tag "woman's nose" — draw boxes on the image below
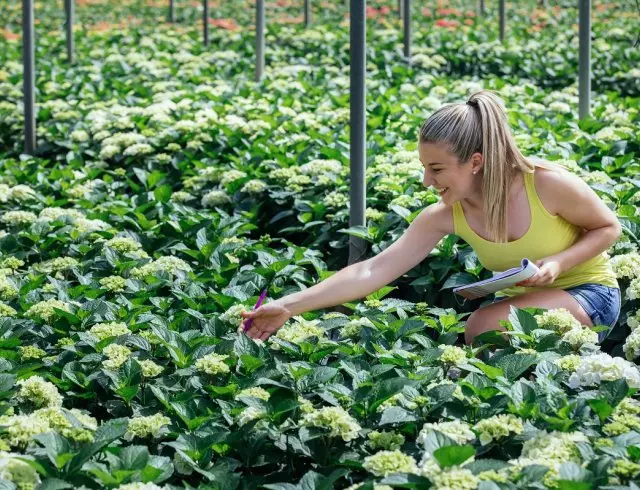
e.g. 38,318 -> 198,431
422,170 -> 434,188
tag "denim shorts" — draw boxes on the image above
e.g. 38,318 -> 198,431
492,283 -> 621,343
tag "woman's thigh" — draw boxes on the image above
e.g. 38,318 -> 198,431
465,289 -> 592,344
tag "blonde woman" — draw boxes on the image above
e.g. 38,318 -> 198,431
240,90 -> 621,345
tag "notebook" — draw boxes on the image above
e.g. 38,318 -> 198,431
453,258 -> 539,300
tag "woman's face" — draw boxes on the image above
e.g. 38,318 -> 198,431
418,142 -> 482,205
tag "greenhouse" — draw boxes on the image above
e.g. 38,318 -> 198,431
0,0 -> 639,488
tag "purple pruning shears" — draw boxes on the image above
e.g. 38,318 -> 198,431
242,288 -> 268,333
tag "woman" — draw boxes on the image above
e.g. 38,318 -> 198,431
239,90 -> 621,345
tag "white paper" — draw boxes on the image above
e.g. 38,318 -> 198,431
453,258 -> 539,300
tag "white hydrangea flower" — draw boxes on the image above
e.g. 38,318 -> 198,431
627,310 -> 640,331
342,317 -> 375,338
535,308 -> 583,334
627,277 -> 640,300
15,376 -> 62,408
429,467 -> 480,490
554,354 -> 582,372
474,414 -> 524,445
0,451 -> 41,489
439,345 -> 467,366
1,211 -> 37,226
274,317 -> 325,344
623,328 -> 640,361
363,450 -> 418,477
561,327 -> 598,349
241,179 -> 267,194
610,253 -> 640,280
70,129 -> 89,142
418,420 -> 475,446
568,353 -> 640,388
201,190 -> 231,207
236,387 -> 270,401
219,304 -> 247,327
301,406 -> 361,441
130,256 -> 192,279
195,353 -> 230,375
300,159 -> 342,176
219,170 -> 247,186
89,322 -> 130,341
8,185 -> 36,201
101,344 -> 132,370
125,413 -> 170,440
25,299 -> 71,322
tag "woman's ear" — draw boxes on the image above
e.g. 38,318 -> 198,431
471,152 -> 483,174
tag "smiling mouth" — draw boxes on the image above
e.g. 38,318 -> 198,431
435,187 -> 449,196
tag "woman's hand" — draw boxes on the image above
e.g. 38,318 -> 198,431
237,302 -> 293,341
516,258 -> 563,287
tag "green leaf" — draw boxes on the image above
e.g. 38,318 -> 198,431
378,407 -> 418,426
433,445 -> 476,468
508,307 -> 538,334
495,353 -> 538,380
587,399 -> 613,423
379,474 -> 433,488
120,445 -> 150,470
153,184 -> 172,203
599,379 -> 629,407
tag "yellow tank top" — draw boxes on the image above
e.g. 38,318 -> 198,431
452,170 -> 618,297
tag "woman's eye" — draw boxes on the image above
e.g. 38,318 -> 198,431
432,168 -> 441,173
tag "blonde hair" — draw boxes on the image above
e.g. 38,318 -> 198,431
419,90 -> 535,243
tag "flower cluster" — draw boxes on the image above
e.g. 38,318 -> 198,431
362,450 -> 418,477
367,430 -> 405,451
99,275 -> 127,292
125,413 -> 171,440
0,452 -> 41,490
25,299 -> 72,322
236,387 -> 270,401
419,420 -> 475,446
300,406 -> 361,441
567,353 -> 640,388
439,345 -> 468,366
535,308 -> 584,333
15,376 -> 62,408
195,353 -> 230,375
89,322 -> 130,341
561,327 -> 599,349
473,414 -> 524,445
274,317 -> 325,344
138,359 -> 163,378
101,344 -> 132,370
610,252 -> 640,279
130,256 -> 192,279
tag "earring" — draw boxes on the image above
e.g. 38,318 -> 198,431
473,171 -> 477,175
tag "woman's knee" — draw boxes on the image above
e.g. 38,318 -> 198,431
465,308 -> 503,344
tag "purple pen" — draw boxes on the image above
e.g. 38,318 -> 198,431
243,288 -> 268,333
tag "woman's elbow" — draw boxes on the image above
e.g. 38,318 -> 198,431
609,220 -> 623,244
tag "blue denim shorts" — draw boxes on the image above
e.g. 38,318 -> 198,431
491,283 -> 621,343
564,283 -> 621,342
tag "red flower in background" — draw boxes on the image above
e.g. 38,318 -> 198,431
435,19 -> 459,28
422,8 -> 432,17
208,18 -> 239,30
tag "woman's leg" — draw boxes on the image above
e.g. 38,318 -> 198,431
464,289 -> 592,345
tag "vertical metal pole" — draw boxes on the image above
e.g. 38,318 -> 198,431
256,0 -> 265,81
499,0 -> 505,42
403,0 -> 411,60
479,0 -> 485,16
348,0 -> 367,265
579,0 -> 591,119
64,0 -> 74,63
23,0 -> 35,155
168,0 -> 175,22
203,0 -> 209,46
304,0 -> 311,26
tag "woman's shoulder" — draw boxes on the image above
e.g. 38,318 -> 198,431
530,160 -> 588,215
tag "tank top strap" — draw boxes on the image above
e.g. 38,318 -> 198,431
452,201 -> 470,237
523,170 -> 557,221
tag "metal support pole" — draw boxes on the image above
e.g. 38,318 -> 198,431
64,0 -> 74,63
168,0 -> 175,22
479,0 -> 485,16
348,0 -> 367,265
203,0 -> 209,46
304,0 -> 311,26
499,0 -> 505,42
256,0 -> 265,81
403,0 -> 411,60
579,0 -> 591,119
23,0 -> 35,155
